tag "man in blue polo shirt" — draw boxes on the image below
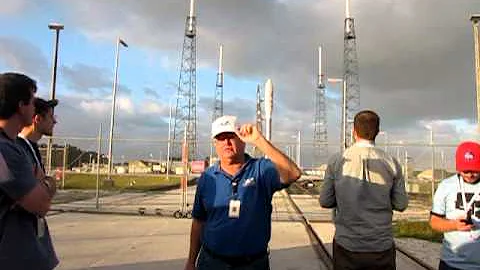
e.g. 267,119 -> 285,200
184,115 -> 302,270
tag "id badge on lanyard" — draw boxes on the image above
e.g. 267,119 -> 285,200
229,200 -> 241,218
458,175 -> 480,221
229,179 -> 241,218
37,217 -> 45,238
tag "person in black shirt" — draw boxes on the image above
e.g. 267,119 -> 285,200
17,98 -> 58,173
0,72 -> 58,270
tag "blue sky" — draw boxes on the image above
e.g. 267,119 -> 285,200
1,0 -> 479,166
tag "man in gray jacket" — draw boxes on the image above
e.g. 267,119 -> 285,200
320,110 -> 408,270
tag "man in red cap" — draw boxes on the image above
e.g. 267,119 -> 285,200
430,141 -> 480,270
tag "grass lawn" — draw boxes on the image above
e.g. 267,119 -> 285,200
61,173 -> 183,191
393,220 -> 443,243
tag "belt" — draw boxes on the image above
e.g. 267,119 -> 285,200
202,245 -> 268,266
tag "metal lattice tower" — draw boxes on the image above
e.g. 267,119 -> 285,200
255,84 -> 263,133
172,0 -> 198,160
253,84 -> 264,157
314,87 -> 328,162
314,46 -> 328,163
342,0 -> 360,150
212,44 -> 224,122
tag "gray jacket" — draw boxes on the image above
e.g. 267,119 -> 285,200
319,141 -> 408,252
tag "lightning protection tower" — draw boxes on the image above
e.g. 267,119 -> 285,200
314,46 -> 328,164
212,44 -> 224,122
342,0 -> 360,151
252,84 -> 264,157
173,0 -> 198,159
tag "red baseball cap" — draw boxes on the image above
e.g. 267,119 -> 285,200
456,141 -> 480,172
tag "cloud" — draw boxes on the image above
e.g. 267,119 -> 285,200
4,0 -> 480,165
139,100 -> 166,115
143,87 -> 160,99
117,96 -> 135,114
0,37 -> 50,84
53,0 -> 478,130
79,99 -> 110,115
62,63 -> 111,94
0,0 -> 31,15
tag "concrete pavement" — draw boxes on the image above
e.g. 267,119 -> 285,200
49,213 -> 324,270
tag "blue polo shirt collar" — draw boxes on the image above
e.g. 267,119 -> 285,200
213,154 -> 254,179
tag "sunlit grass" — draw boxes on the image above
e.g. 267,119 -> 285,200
61,173 -> 182,191
393,220 -> 443,243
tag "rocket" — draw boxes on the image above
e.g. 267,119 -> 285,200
216,44 -> 224,87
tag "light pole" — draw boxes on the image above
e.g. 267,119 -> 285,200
404,149 -> 409,187
296,130 -> 301,167
107,37 -> 128,183
166,96 -> 178,181
471,15 -> 480,134
89,153 -> 93,171
426,125 -> 435,201
46,22 -> 64,175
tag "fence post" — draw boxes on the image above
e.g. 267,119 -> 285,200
62,140 -> 67,189
96,124 -> 102,210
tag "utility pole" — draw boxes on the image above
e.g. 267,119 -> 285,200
106,37 -> 128,184
46,22 -> 64,175
296,130 -> 301,167
471,15 -> 480,134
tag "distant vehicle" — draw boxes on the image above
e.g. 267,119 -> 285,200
302,180 -> 315,189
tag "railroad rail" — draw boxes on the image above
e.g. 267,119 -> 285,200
286,182 -> 435,270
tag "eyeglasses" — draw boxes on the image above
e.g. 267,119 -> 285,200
214,132 -> 237,141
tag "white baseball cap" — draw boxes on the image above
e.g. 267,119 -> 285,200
211,115 -> 237,138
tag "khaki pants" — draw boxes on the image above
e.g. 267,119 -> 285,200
333,240 -> 395,270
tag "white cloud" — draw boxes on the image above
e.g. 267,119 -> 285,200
79,100 -> 110,115
140,101 -> 165,114
117,97 -> 135,115
0,0 -> 29,15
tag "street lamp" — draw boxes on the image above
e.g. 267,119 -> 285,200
106,37 -> 128,182
46,22 -> 64,175
425,124 -> 435,201
471,15 -> 480,134
166,96 -> 178,181
291,131 -> 301,167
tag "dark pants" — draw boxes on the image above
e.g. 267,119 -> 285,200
333,241 -> 396,270
197,247 -> 270,270
439,260 -> 463,270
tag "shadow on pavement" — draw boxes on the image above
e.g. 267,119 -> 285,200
69,245 -> 327,270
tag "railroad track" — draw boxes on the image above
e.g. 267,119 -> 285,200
286,182 -> 435,270
282,188 -> 333,269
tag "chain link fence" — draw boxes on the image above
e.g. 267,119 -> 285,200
40,135 -> 458,195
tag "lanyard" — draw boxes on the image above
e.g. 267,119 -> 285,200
458,175 -> 480,215
17,135 -> 42,171
231,179 -> 239,197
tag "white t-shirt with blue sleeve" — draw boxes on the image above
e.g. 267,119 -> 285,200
431,175 -> 480,270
